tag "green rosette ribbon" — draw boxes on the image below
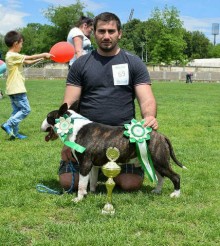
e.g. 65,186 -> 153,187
54,114 -> 86,153
124,119 -> 157,183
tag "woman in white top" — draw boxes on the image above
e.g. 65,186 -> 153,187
67,16 -> 93,68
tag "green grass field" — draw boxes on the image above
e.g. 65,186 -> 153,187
0,79 -> 219,246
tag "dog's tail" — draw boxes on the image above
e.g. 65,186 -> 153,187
165,137 -> 187,169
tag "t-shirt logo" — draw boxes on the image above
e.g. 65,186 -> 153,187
112,64 -> 129,85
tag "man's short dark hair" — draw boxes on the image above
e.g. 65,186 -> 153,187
4,31 -> 24,47
93,12 -> 122,32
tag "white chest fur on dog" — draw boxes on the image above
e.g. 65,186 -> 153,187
64,111 -> 101,196
67,111 -> 107,201
66,110 -> 92,143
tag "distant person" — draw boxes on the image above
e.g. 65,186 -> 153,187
186,72 -> 193,83
1,30 -> 52,139
67,16 -> 93,69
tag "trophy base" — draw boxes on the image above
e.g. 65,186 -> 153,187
102,203 -> 115,215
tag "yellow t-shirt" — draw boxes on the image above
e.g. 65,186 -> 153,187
5,51 -> 26,95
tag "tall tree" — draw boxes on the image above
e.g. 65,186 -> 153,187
19,23 -> 57,54
43,1 -> 93,42
208,44 -> 220,58
183,30 -> 193,59
146,6 -> 187,64
120,19 -> 142,56
191,31 -> 211,59
183,30 -> 212,59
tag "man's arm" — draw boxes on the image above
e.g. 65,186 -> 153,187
63,85 -> 82,107
135,84 -> 158,130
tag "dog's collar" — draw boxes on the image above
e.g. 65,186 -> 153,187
70,116 -> 88,121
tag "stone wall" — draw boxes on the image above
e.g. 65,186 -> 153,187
7,64 -> 220,82
147,65 -> 220,82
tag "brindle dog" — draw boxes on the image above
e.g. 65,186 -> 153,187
41,102 -> 186,202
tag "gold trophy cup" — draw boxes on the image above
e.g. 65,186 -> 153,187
101,147 -> 121,215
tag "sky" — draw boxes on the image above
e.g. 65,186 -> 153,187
1,0 -> 220,44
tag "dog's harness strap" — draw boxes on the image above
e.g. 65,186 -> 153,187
71,116 -> 88,120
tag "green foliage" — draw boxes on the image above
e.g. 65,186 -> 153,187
191,31 -> 210,58
207,43 -> 220,57
121,5 -> 189,64
146,6 -> 187,64
183,30 -> 211,59
19,23 -> 58,55
0,34 -> 8,60
0,79 -> 219,245
151,32 -> 187,64
183,30 -> 193,59
141,19 -> 163,62
120,19 -> 143,56
150,5 -> 183,30
43,1 -> 88,42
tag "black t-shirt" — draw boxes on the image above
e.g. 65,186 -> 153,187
66,50 -> 151,126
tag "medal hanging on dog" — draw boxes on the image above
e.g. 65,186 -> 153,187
54,114 -> 86,153
124,119 -> 157,183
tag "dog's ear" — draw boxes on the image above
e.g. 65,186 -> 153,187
58,103 -> 68,116
47,110 -> 58,125
69,100 -> 79,112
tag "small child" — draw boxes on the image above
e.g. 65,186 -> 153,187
1,30 -> 53,139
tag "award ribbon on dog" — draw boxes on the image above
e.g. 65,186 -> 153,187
54,114 -> 86,153
124,119 -> 157,182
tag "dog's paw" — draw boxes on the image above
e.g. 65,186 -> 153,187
170,190 -> 180,198
90,186 -> 97,193
72,197 -> 83,203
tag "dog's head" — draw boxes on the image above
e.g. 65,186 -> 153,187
41,101 -> 79,142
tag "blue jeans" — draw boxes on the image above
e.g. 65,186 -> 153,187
6,93 -> 31,132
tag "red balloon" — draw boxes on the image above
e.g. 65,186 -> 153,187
50,42 -> 75,63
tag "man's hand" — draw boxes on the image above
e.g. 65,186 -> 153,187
143,116 -> 158,130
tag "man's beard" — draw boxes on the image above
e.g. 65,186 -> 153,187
99,42 -> 118,53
